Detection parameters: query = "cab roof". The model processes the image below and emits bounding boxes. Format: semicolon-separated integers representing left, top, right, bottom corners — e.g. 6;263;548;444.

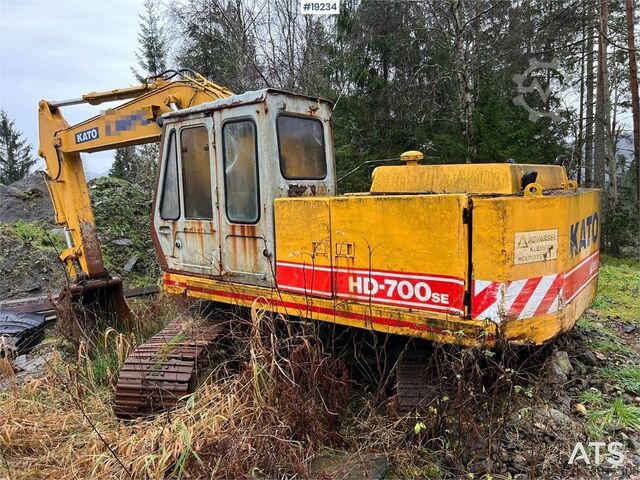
164;88;333;119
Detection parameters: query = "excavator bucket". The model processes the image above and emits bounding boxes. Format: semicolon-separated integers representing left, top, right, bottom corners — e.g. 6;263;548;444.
56;276;134;345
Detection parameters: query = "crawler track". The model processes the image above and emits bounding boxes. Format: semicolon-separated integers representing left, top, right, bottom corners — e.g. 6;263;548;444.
396;349;436;411
114;319;222;418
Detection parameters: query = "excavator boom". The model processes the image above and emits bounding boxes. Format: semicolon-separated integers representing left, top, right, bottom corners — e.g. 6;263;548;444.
37;70;232;342
38;70;232;281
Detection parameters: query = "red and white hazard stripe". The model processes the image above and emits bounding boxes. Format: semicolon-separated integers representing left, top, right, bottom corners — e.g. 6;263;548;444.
472;251;599;322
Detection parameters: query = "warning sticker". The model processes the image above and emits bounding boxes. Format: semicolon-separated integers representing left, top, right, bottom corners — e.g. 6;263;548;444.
514;229;558;264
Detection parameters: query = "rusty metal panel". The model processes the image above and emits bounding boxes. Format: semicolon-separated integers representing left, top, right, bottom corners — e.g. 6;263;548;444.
153;90;335;287
175;220;221;275
213;102;271;284
211;92;335;286
152;116;221;277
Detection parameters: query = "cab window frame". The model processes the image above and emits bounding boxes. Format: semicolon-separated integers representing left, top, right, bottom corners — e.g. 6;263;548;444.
158;128;180;221
276;113;327;181
221;117;261;225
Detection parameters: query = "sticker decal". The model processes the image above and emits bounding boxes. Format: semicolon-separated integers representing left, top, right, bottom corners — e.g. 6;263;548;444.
75;127;99;144
514;229;558;264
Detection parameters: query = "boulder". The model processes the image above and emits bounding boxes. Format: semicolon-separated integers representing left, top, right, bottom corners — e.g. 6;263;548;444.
548;350;573;384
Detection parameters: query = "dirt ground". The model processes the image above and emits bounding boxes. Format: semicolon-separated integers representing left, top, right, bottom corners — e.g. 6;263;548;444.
0;175;55;226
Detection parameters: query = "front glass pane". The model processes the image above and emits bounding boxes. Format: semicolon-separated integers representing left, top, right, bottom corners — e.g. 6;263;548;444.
277;115;326;180
159;130;179;220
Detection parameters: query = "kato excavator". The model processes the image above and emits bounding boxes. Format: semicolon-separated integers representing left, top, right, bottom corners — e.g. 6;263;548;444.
38;69;601;416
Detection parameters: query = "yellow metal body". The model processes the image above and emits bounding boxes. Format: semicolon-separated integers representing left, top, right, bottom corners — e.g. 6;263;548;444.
38;72;232;280
161;161;600;346
370;162;570;194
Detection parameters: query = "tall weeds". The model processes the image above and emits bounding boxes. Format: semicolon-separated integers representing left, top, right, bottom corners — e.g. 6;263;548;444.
0;295;589;479
0;298;350;479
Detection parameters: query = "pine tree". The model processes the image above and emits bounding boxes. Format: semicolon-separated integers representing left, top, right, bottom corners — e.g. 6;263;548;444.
113;0;167;194
109;147;138;180
132;0;168;82
131;143;160;192
0;109;36;185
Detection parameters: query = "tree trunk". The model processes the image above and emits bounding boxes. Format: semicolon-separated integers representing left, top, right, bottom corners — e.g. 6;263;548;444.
577;20;586;184
585;7;595;187
452;0;474;162
602;0;617;216
625;0;640;251
594;0;607;192
597;0;619;252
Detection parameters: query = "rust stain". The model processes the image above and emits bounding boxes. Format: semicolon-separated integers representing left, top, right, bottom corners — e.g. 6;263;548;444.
287;184;328;197
226;224;260;274
288;185;308;197
79;220;106;277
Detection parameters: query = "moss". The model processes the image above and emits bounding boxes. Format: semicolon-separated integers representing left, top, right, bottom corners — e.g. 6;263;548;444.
1;220;65;252
88;176;159;287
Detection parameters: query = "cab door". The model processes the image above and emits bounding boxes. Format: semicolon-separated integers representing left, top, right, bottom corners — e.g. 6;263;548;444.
154;117;221;277
216;113;272;286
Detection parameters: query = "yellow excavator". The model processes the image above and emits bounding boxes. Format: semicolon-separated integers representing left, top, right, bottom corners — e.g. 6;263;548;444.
38;69;601;416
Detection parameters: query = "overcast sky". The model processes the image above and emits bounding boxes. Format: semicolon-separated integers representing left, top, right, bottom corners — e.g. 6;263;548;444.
0;0;143;174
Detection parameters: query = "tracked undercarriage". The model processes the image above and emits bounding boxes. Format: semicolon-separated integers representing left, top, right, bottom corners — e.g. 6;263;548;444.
114;318;223;418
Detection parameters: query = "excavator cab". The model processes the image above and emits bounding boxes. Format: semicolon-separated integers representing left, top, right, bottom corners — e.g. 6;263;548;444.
151;90;336;286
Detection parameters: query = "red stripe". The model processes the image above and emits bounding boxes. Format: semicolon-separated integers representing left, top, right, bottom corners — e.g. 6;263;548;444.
277;261;465;315
276;263;332;298
472;282;500;318
163;277;461;336
564;253;599;302
277;260;465;283
507;277;543;318
533;274;564;317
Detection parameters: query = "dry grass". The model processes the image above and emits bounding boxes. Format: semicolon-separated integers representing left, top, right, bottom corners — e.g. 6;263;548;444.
0;293;611;479
0;299;350;479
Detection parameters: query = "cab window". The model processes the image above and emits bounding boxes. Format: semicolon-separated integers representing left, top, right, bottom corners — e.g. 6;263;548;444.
181;126;213;219
277;115;326;180
222;119;260;223
159;130;179;220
